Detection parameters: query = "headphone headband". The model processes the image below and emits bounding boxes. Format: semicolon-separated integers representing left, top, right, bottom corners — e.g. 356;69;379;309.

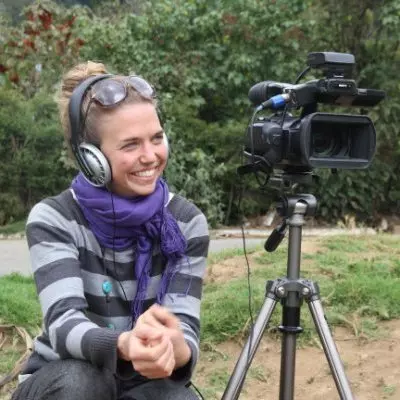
68;74;112;176
67;73;168;187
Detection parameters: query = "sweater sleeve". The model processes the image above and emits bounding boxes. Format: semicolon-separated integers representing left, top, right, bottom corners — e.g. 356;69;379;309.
26;200;120;372
163;207;210;383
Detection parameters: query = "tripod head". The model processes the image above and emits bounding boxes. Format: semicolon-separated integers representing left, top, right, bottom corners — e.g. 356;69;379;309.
264;194;317;252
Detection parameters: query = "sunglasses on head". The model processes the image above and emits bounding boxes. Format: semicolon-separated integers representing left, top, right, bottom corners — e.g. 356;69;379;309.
89;75;156;107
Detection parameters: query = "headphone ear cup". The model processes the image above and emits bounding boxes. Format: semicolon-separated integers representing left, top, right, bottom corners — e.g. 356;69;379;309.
79;143;112;186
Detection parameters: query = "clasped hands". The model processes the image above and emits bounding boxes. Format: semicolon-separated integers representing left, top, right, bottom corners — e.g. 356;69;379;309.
117;304;191;379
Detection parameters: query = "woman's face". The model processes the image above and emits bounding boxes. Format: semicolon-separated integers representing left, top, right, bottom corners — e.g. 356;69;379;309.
98;102;168;197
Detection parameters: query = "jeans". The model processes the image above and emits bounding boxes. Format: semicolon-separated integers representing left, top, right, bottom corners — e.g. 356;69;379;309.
11;359;199;400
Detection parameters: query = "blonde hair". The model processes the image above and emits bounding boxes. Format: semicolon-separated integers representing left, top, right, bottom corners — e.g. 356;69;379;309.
56;61;156;152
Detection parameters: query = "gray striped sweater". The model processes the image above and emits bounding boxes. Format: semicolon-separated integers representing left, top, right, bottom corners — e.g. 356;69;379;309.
22;188;209;383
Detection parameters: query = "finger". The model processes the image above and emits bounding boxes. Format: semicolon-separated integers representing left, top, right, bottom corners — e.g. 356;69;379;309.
135;340;175;378
147;334;171;360
133;324;163;342
164;342;176;372
134;334;170;362
140;312;166;330
126;334;148;361
147;304;179;329
136;340;173;372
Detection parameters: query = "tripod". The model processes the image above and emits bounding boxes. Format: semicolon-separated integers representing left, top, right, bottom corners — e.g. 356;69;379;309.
222;194;355;400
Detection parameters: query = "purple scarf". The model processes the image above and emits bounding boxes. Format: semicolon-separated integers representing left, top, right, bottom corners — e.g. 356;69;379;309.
71;173;187;322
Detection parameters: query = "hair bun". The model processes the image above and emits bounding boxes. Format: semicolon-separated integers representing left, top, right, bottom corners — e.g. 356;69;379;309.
61;61;108;95
56;61;108;144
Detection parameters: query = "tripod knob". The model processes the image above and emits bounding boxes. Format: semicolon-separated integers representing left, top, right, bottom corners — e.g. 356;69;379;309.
264;221;287;252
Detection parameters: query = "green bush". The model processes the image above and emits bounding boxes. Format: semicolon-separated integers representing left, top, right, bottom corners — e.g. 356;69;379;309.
0;194;24;225
315;160;400;223
0;87;74;224
0;0;398;226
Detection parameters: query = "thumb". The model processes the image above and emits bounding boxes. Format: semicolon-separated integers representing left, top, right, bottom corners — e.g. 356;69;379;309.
149;304;179;329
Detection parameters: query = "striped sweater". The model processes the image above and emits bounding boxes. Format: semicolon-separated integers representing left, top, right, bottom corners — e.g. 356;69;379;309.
22;188;209;383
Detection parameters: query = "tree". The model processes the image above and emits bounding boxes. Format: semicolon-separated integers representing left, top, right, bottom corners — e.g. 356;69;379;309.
0;0;87;97
0;0;398;225
305;0;400;221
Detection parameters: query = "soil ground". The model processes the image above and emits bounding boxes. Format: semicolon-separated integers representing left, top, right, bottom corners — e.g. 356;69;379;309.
2;322;399;400
1;237;399;399
195;320;400;399
195;237;400;399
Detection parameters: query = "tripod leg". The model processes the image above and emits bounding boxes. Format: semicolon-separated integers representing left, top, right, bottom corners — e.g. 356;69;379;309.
222;294;278;400
279;300;301;400
308;299;355;400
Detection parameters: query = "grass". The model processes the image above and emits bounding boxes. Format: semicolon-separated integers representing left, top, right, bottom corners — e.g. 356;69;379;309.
0;274;41;330
0;348;23;375
0;220;26;235
207;244;262;266
0;234;399;342
0;233;399;398
201;234;400;344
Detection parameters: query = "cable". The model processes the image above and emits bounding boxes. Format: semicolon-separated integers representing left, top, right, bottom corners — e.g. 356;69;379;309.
234;179;256;391
188;381;205;400
110;191;130;328
295;66;311;84
280;65;311;127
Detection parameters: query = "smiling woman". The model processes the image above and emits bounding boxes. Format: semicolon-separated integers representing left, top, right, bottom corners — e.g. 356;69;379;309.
11;61;209;400
99;102;168;197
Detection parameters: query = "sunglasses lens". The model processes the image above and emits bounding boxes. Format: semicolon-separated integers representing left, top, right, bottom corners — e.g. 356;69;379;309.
92;80;126;106
128;76;155;98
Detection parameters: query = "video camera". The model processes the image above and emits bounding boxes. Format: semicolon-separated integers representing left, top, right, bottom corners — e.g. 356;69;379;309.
241;52;386;188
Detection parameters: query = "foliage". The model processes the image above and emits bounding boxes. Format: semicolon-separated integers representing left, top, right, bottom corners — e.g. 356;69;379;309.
0;0;87;97
164;122;227;225
302;0;400;222
0;219;26;235
79;0;310;115
76;0;312;223
314;160;400;223
0;0;399;225
0;87;74;224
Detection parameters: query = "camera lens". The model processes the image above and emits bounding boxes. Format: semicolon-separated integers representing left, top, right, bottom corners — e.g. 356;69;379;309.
312;131;342;157
304;113;375;169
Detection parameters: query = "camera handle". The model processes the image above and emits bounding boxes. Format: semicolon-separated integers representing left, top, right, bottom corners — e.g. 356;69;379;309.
221;194;354;400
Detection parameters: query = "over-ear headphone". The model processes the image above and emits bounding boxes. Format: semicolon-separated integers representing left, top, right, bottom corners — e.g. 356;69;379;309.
69;74;113;187
68;74;169;187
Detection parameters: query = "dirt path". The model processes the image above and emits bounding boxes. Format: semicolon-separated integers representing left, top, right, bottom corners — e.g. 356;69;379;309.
196;237;400;399
196;319;400;399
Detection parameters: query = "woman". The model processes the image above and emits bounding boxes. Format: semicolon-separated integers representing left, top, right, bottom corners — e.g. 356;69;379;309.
12;61;209;400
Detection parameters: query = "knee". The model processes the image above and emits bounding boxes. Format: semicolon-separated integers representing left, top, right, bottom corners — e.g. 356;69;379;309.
50;359;116;400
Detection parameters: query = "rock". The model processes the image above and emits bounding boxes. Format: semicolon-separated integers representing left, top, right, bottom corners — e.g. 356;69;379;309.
379;218;389;232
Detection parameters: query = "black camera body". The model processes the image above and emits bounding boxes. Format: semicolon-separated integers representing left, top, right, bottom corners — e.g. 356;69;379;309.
244;52;385;183
249;111;376;170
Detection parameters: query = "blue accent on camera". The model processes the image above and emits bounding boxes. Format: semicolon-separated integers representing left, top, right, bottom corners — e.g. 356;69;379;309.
270;95;287;108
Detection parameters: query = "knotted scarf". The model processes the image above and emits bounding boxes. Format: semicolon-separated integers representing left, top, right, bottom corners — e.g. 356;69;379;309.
71;173;187;322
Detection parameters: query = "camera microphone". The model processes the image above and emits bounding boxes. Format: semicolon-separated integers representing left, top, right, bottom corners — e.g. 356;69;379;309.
248;81;302;110
248;81;289;105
